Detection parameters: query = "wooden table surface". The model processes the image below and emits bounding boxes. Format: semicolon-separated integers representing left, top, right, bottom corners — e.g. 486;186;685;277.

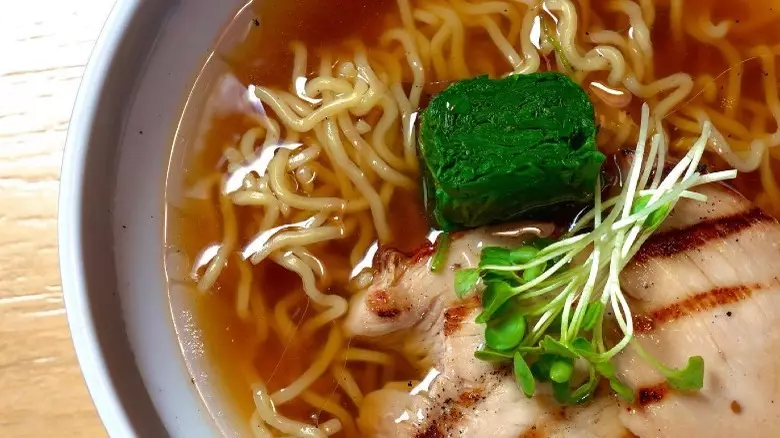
0;1;115;436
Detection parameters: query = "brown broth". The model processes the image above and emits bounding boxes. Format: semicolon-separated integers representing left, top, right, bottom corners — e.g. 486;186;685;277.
168;0;780;433
226;0;398;87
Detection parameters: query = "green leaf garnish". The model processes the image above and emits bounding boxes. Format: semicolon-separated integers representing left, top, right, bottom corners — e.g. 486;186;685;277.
530;354;556;382
485;304;526;351
481;269;521;286
464;108;736;404
569;370;599;404
454;268;480;299
570;337;600;362
593;360;617;378
552;380;573;404
581;302;604;331
593;357;635;402
632;195;672;230
609;377;635;402
570;337;594;353
663;356;705;391
631;195;650;214
430;233;451;272
514;346;542;354
474;347;514;363
476;282;516;323
510;245;539;264
513;352;535;397
479;247;512;268
522;262;546;283
541;336;578;359
551;367;599;405
632;341;705;391
550;358;574;383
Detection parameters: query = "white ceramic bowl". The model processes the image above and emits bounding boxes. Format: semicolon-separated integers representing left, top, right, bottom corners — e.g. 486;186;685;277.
59;0;255;436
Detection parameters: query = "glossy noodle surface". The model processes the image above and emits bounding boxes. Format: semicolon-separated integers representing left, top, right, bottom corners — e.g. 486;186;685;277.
165;0;780;436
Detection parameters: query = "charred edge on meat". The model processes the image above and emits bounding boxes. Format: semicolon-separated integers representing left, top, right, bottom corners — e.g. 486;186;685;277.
637;383;669;407
367;290;410;318
372;242;436;274
633;285;756;333
415;424;443;438
414;409;464;438
444;298;480;336
367;245;436;318
458;388;485;407
633;208;774;263
412;389;482;437
520;425;546;438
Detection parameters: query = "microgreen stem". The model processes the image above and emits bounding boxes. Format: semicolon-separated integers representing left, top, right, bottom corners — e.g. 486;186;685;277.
459;106;730;403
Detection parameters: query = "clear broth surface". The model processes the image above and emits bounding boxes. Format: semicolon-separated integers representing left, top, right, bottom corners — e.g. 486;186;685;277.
167;0;780;432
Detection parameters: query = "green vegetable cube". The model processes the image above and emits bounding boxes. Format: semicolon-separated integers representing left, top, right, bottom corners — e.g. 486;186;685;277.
419;72;605;230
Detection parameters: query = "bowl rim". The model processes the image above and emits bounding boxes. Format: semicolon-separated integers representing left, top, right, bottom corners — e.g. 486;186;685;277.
59;0;141;435
60;0;256;434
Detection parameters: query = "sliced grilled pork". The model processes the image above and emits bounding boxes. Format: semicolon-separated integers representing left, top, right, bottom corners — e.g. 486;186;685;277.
616;183;780;438
346;179;780;437
344;225;552;365
345;226;630;438
356;305;628;438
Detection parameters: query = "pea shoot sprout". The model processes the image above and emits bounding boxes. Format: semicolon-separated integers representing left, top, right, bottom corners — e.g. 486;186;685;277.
454;104;738;404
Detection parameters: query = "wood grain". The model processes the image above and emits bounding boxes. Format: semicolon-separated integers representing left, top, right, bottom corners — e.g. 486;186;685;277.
0;1;115;436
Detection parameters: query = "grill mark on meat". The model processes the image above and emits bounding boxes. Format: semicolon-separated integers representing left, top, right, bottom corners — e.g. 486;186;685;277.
413;241;437;264
414;424;443;438
633;208;773;263
444;298;480;336
372;247;407;272
368;245;435;318
633;285;757;333
634;314;655;333
372;242;435;274
414;408;464;438
520;425;546;438
412;387;485;437
367;290;409;318
458;388;485;407
443;308;464;336
445;409;464;425
637;383;669;407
